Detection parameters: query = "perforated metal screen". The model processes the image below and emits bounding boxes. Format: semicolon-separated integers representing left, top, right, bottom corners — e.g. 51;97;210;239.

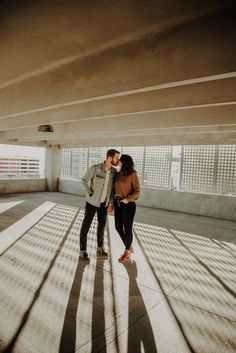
143;146;172;188
88;147;108;167
60;145;236;194
216;145;236;194
60;149;71;178
61;147;119;178
180;145;236;194
180;145;215;193
71;148;88;179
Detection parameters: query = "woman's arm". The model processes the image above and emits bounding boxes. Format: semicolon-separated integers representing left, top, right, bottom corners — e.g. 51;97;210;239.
126;172;140;202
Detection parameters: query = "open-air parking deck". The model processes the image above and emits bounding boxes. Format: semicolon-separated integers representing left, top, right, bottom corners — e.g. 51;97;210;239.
0;192;235;353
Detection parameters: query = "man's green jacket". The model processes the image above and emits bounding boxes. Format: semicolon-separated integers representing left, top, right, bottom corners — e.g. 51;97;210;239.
81;162;116;207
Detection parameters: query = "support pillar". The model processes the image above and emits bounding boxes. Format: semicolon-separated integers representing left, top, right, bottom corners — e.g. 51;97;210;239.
45;145;60;191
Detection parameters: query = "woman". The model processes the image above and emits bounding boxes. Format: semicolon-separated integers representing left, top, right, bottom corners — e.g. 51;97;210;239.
114;154;140;261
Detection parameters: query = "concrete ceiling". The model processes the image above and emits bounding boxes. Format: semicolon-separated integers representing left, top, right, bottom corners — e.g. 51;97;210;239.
0;0;236;148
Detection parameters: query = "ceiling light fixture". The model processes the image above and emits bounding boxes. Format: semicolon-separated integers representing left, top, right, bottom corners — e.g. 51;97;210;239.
38;124;54;132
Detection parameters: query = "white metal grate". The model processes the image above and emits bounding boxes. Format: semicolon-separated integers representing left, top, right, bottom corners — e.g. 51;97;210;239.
71;148;88;179
180;145;215;193
216;145;236;194
88;147;108;167
60;149;71;178
60;145;236;194
143;146;172;188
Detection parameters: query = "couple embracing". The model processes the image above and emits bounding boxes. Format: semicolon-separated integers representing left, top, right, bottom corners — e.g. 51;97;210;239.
79;148;140;261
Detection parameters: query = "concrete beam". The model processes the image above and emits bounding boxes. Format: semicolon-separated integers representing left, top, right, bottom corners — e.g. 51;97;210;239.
2;132;236;148
2;0;231;89
0;8;235;117
32;124;236;140
0;140;47;147
0;76;236;131
57;137;236;148
1;104;236;143
5;130;236;144
0;2;235;147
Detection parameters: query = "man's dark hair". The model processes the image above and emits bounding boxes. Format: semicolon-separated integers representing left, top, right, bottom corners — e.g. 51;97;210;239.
106;148;120;158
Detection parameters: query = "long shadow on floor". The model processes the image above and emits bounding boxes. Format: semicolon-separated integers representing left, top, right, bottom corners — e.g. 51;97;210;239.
121;260;157;353
59;259;90;353
60;257;109;353
91;258;107;353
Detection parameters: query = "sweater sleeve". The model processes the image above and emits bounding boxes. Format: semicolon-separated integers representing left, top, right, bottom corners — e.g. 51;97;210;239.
126;172;140;202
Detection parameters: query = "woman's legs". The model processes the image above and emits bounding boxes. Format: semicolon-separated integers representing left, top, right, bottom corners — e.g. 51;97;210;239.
114;200;126;245
122;202;136;250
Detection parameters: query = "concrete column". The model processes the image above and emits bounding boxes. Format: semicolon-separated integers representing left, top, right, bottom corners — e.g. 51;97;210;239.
45;145;60;191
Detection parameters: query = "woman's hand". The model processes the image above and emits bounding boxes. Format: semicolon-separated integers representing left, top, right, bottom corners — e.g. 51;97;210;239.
121;198;129;204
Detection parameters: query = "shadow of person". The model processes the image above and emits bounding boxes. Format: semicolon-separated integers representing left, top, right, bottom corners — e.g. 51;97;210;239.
121;260;157;353
91;257;108;353
59;258;90;353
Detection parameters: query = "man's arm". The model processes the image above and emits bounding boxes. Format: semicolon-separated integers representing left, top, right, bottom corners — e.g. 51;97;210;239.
81;165;95;196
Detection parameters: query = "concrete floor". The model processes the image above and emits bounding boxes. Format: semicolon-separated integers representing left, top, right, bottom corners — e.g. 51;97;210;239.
0;192;235;353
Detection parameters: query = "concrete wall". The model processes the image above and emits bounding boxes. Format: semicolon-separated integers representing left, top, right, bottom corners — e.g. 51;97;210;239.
138;187;236;221
59;178;236;221
0;178;47;194
59;178;85;196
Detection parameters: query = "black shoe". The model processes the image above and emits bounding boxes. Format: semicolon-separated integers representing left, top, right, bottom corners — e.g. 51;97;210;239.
97;246;108;257
80;250;89;260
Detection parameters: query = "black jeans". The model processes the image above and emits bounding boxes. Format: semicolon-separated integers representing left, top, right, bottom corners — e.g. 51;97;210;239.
114;200;136;250
80;202;107;250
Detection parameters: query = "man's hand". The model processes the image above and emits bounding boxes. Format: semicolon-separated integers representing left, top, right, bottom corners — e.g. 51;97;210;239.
107;204;113;213
121;199;129;204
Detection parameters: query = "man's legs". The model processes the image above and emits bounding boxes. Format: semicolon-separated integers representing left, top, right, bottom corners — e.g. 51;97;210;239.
96;202;107;248
80;202;97;251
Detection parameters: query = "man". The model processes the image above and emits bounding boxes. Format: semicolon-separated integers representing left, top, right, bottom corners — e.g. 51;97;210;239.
79;148;120;260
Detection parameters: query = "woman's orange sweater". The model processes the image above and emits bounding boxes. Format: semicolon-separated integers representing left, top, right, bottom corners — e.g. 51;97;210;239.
114;171;140;202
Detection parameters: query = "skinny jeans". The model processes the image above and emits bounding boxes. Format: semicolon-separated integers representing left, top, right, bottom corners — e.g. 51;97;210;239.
114;200;136;250
80;201;107;250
